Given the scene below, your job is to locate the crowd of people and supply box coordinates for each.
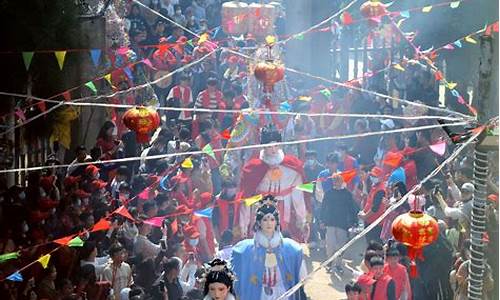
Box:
[0,1,498,300]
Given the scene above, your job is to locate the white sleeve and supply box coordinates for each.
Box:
[315,182,324,203]
[448,181,462,203]
[299,260,307,280]
[444,207,464,220]
[239,204,251,237]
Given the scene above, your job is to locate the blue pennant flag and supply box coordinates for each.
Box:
[194,207,213,218]
[453,40,462,48]
[90,49,102,67]
[399,10,410,18]
[451,89,460,97]
[6,271,23,282]
[123,67,134,80]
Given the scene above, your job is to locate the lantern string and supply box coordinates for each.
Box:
[0,120,469,174]
[0,93,465,122]
[275,124,485,300]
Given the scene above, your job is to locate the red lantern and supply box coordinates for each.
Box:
[391,210,439,277]
[122,107,160,143]
[360,0,386,27]
[253,61,285,94]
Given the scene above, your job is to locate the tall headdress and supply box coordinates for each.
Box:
[253,194,280,231]
[260,124,282,144]
[201,259,236,295]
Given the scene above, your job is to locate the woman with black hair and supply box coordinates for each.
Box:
[201,259,236,300]
[95,121,123,161]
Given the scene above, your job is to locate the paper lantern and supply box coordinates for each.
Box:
[360,0,386,27]
[248,3,276,38]
[122,107,160,143]
[253,61,285,93]
[391,210,439,277]
[222,1,249,36]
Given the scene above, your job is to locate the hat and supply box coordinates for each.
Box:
[184,225,200,239]
[487,194,498,203]
[85,165,100,177]
[90,180,108,192]
[370,166,384,177]
[64,176,80,187]
[74,189,91,198]
[461,182,475,193]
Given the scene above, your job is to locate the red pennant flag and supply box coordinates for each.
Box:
[341,12,353,25]
[91,218,111,232]
[434,71,443,81]
[54,235,74,245]
[36,101,46,112]
[62,91,71,101]
[485,25,493,36]
[221,129,231,140]
[339,169,357,184]
[171,218,178,234]
[114,205,135,221]
[255,8,261,17]
[493,21,499,32]
[137,187,151,200]
[383,152,404,168]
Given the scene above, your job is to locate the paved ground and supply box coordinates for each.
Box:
[302,237,368,300]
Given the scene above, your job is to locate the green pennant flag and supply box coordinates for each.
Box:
[295,33,305,40]
[296,182,314,193]
[0,251,20,263]
[319,88,331,98]
[68,236,84,247]
[202,144,216,160]
[85,81,97,94]
[22,52,34,71]
[186,40,194,47]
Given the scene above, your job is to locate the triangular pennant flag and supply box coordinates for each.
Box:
[466,103,477,116]
[15,109,26,121]
[90,49,101,67]
[22,52,34,71]
[91,218,111,232]
[138,187,154,200]
[85,81,97,94]
[6,271,23,282]
[294,33,304,40]
[393,64,405,71]
[171,218,178,234]
[142,58,156,70]
[194,207,213,218]
[104,73,113,86]
[450,1,460,8]
[198,33,209,45]
[341,12,353,25]
[453,40,462,48]
[485,24,493,36]
[202,144,216,160]
[186,39,194,47]
[144,216,166,228]
[114,205,135,221]
[319,88,331,98]
[296,183,314,193]
[244,194,263,206]
[54,235,74,245]
[37,254,51,268]
[68,236,84,247]
[451,89,460,97]
[464,36,477,44]
[422,6,432,13]
[221,129,231,140]
[36,101,46,112]
[447,82,458,90]
[429,141,446,156]
[443,44,455,50]
[383,152,404,168]
[265,35,277,44]
[457,95,466,104]
[298,96,312,102]
[339,169,357,184]
[181,157,194,169]
[493,21,499,32]
[399,10,410,18]
[54,51,67,70]
[0,251,20,263]
[62,91,71,101]
[434,71,443,81]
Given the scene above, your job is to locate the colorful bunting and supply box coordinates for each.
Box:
[298,96,312,102]
[319,88,331,98]
[244,194,263,206]
[198,33,209,45]
[393,64,405,71]
[54,51,66,70]
[186,40,194,47]
[399,10,410,18]
[15,109,26,121]
[68,236,84,247]
[85,81,97,94]
[6,271,23,282]
[265,35,277,44]
[104,73,113,86]
[453,40,462,48]
[91,218,111,232]
[443,44,455,50]
[142,58,156,70]
[294,33,304,40]
[37,254,51,269]
[339,169,357,184]
[451,89,460,97]
[422,6,433,13]
[434,71,443,81]
[22,52,34,71]
[54,235,74,246]
[123,67,133,80]
[450,1,460,8]
[457,95,466,104]
[114,205,135,221]
[202,144,216,160]
[296,183,314,193]
[90,49,101,67]
[0,251,20,263]
[464,36,477,44]
[429,141,446,156]
[447,82,458,90]
[341,12,353,25]
[194,207,213,218]
[181,157,194,169]
[221,129,231,140]
[144,216,166,228]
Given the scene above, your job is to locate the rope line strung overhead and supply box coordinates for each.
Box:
[0,120,469,174]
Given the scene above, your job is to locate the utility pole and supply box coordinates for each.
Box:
[467,35,497,300]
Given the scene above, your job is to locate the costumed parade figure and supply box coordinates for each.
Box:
[231,195,307,300]
[236,125,309,241]
[200,259,237,300]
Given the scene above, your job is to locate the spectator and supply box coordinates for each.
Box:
[103,243,133,299]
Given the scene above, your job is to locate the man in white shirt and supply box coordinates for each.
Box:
[103,243,133,300]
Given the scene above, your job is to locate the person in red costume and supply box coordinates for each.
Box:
[235,124,310,242]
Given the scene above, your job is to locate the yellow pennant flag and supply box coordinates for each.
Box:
[244,194,263,206]
[447,82,458,90]
[198,33,209,45]
[37,254,51,269]
[181,157,193,169]
[422,6,433,13]
[265,35,277,45]
[393,64,405,71]
[104,73,112,85]
[54,51,67,70]
[464,36,477,44]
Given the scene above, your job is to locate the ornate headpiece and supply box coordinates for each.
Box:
[200,259,236,295]
[254,195,280,231]
[260,124,282,144]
